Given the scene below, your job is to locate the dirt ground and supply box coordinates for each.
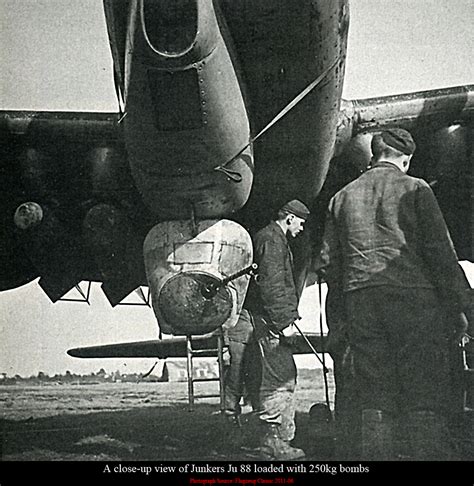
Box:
[1,369,472,462]
[0,369,337,461]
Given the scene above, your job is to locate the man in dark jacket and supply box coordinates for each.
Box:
[245,199,310,460]
[318,128,472,460]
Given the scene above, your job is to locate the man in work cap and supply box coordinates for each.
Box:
[227,198,309,460]
[222,199,310,458]
[280,199,311,223]
[378,127,417,155]
[317,127,472,460]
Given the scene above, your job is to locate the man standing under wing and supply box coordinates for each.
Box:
[222,307,261,443]
[318,128,472,460]
[245,199,310,460]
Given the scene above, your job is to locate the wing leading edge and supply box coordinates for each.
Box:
[67,333,327,359]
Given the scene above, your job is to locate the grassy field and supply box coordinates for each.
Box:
[1,368,471,462]
[0,369,336,461]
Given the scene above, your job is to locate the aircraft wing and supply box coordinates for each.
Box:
[67,333,327,359]
[343,85,473,136]
[1,86,472,308]
[0,110,151,300]
[0,110,119,140]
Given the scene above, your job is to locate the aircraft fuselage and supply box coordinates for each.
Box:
[110,0,350,223]
[1,1,472,338]
[103,0,349,333]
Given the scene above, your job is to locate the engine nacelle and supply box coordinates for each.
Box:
[123,0,253,220]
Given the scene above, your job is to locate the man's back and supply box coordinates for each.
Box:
[321,129,472,461]
[329,162,443,292]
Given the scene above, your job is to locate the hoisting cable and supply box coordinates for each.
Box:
[252,57,340,144]
[214,56,341,176]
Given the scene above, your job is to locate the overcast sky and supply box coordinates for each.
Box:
[0,0,473,376]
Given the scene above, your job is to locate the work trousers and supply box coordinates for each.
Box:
[256,325,297,442]
[345,286,462,415]
[224,311,298,441]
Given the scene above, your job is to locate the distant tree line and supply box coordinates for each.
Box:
[0,368,167,385]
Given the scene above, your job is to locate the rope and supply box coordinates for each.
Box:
[252,57,340,144]
[214,56,341,177]
[116,6,340,182]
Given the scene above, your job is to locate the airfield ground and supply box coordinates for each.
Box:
[0,369,335,461]
[1,369,471,462]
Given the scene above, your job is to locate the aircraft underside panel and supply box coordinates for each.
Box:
[220,0,350,205]
[103,0,349,219]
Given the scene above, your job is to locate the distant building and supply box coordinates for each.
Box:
[163,358,219,382]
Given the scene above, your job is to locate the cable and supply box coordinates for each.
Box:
[214,56,341,176]
[318,274,332,414]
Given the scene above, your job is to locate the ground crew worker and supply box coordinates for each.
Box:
[323,281,361,459]
[318,128,472,460]
[245,199,310,460]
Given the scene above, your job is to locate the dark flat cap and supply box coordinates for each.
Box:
[381,128,416,155]
[280,199,310,220]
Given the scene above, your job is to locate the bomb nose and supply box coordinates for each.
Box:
[157,272,232,334]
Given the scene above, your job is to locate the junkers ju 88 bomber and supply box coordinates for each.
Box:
[1,0,472,431]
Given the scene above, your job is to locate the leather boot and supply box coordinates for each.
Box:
[406,411,452,460]
[361,409,393,460]
[259,423,305,460]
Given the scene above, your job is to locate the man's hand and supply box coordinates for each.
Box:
[281,323,298,338]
